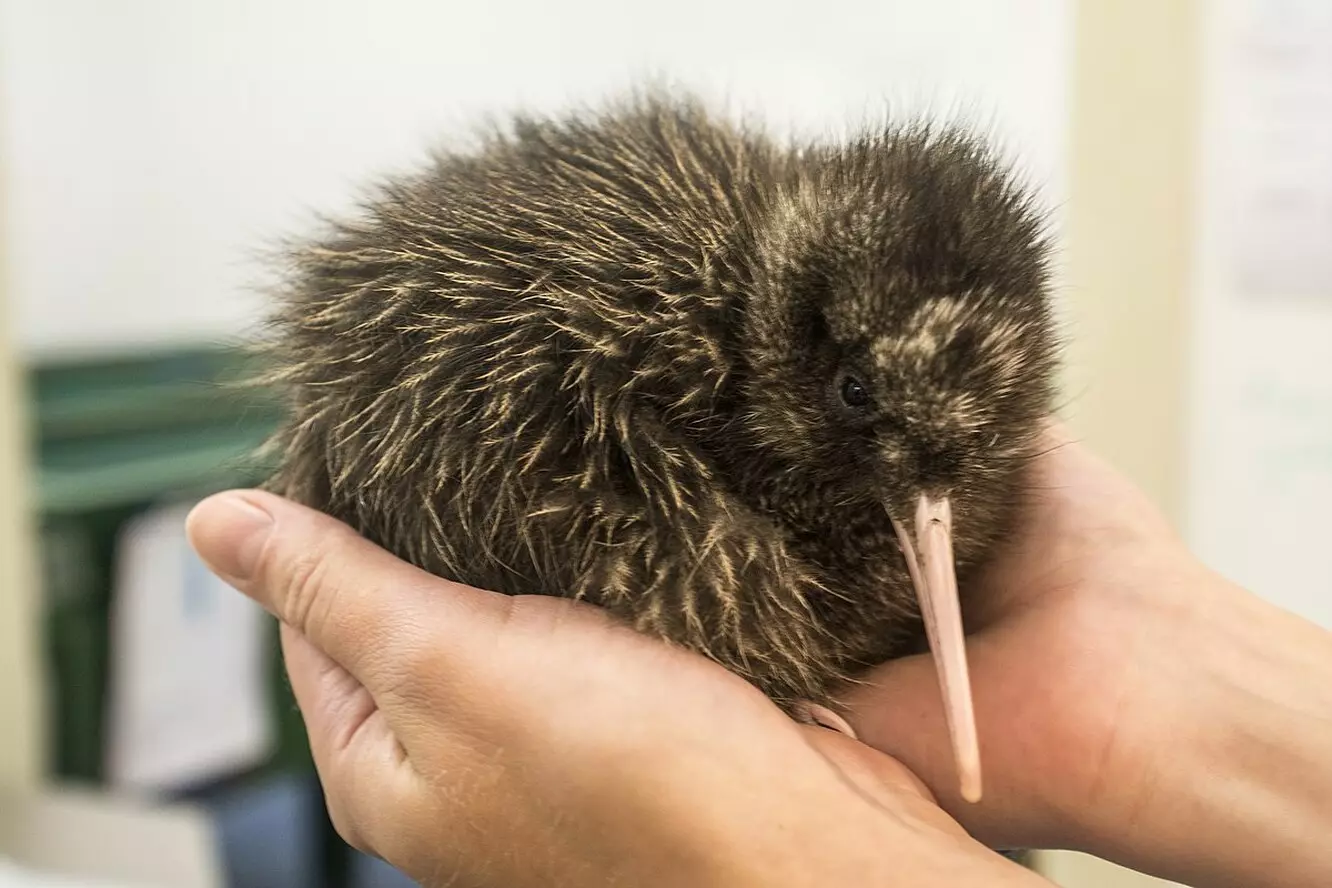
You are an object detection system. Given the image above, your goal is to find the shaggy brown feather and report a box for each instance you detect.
[258,88,1059,710]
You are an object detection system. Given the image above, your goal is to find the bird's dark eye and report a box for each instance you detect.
[839,375,870,409]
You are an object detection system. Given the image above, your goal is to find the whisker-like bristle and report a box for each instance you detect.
[258,84,1058,710]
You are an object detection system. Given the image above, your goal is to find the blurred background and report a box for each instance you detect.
[0,0,1327,886]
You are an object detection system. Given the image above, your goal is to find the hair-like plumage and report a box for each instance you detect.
[260,89,1058,709]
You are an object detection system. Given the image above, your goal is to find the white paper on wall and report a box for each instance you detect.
[1187,0,1332,627]
[104,502,275,792]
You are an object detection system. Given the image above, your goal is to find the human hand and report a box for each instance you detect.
[185,490,1048,888]
[838,426,1332,888]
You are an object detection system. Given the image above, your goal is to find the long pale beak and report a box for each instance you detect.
[890,495,982,803]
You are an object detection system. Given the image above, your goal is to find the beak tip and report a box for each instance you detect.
[959,768,983,804]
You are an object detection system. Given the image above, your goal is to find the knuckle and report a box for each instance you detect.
[275,541,337,636]
[324,762,429,870]
[321,751,382,857]
[323,794,370,855]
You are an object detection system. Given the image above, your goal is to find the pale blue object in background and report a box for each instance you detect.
[349,852,417,888]
[191,774,320,888]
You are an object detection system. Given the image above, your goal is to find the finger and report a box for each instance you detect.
[279,622,424,857]
[836,641,1050,850]
[185,489,509,701]
[279,622,384,793]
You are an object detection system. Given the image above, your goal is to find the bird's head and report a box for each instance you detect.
[741,123,1059,801]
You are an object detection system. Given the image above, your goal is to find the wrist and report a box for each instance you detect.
[702,753,1049,887]
[1071,574,1332,888]
[670,738,1041,888]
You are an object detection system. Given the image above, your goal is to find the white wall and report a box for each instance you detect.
[1184,0,1332,629]
[0,206,42,791]
[0,0,1072,358]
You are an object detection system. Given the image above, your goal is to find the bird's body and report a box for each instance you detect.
[262,90,1058,730]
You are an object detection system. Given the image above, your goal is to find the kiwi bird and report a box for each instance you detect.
[261,89,1059,801]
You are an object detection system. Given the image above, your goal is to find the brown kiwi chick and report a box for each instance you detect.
[259,88,1059,801]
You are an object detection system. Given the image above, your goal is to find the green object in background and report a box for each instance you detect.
[33,345,282,516]
[26,344,312,783]
[39,514,109,784]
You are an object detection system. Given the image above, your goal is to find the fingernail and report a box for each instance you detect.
[794,701,860,740]
[186,493,274,583]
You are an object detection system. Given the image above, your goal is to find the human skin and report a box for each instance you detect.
[838,427,1332,888]
[185,428,1332,887]
[185,492,1045,887]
